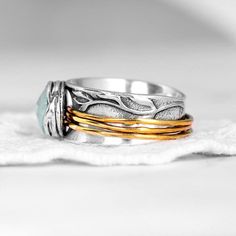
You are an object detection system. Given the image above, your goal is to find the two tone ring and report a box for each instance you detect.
[36,78,193,145]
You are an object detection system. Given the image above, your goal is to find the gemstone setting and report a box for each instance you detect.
[36,87,48,133]
[36,81,65,137]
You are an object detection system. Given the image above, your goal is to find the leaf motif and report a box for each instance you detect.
[72,90,94,100]
[87,104,138,119]
[120,97,152,111]
[74,96,90,103]
[81,91,94,100]
[72,90,95,105]
[150,98,184,109]
[155,106,184,120]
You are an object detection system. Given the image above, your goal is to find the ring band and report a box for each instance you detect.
[36,77,191,144]
[66,107,193,140]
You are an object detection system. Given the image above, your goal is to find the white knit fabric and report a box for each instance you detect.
[0,111,236,166]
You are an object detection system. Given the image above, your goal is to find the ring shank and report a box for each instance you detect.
[66,77,185,99]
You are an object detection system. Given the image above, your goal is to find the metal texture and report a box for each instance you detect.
[37,77,188,144]
[43,81,65,137]
[65,107,193,140]
[67,107,191,126]
[68,123,192,140]
[65,78,185,120]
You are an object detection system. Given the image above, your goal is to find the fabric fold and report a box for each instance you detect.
[0,112,236,166]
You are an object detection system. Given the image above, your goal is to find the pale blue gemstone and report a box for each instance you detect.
[36,88,48,133]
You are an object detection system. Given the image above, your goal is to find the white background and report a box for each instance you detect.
[0,0,236,235]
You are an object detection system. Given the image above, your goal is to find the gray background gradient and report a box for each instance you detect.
[0,0,235,120]
[0,1,236,236]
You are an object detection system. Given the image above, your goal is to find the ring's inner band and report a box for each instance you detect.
[66,78,185,98]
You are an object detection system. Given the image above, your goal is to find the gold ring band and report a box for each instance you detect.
[67,107,193,126]
[67,112,192,134]
[68,123,192,140]
[66,107,193,140]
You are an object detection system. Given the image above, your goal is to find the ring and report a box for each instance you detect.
[36,77,192,145]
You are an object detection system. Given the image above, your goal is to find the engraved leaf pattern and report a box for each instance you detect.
[75,96,90,103]
[120,97,152,111]
[71,89,184,119]
[72,91,93,104]
[150,98,184,120]
[155,106,184,120]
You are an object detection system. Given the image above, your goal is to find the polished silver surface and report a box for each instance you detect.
[37,77,186,145]
[66,78,185,120]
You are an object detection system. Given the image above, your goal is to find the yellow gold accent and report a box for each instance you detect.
[67,112,192,134]
[68,123,192,140]
[67,107,193,126]
[65,107,193,141]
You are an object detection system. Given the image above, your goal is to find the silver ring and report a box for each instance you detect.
[36,77,186,145]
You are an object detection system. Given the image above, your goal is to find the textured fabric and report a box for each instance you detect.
[0,112,236,166]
